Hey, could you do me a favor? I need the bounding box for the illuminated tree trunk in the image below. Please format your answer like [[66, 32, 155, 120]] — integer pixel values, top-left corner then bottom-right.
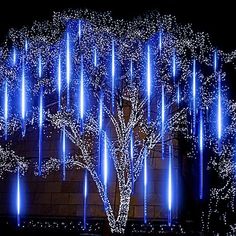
[[112, 186, 132, 234]]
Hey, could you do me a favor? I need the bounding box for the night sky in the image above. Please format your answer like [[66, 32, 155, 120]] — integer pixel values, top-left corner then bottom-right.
[[0, 1, 235, 51], [0, 1, 235, 92]]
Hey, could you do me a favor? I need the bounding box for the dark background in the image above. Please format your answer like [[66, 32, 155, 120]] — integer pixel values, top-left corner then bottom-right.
[[0, 0, 235, 51]]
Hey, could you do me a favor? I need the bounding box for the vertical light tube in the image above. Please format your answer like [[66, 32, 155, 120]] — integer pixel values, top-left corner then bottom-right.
[[80, 56, 84, 123], [38, 89, 43, 176], [144, 148, 147, 224], [159, 30, 162, 54], [83, 169, 88, 230], [99, 94, 103, 132], [98, 94, 103, 174], [217, 75, 222, 146], [58, 54, 61, 110], [78, 20, 82, 41], [192, 60, 196, 135], [199, 110, 204, 200], [94, 46, 97, 67], [173, 49, 176, 80], [104, 132, 108, 193], [21, 61, 26, 136], [4, 82, 8, 140], [177, 84, 180, 105], [66, 32, 70, 109], [38, 53, 42, 78], [13, 48, 16, 65], [111, 40, 115, 113], [25, 40, 28, 52], [62, 125, 66, 181], [147, 45, 151, 123], [168, 145, 172, 227], [17, 167, 21, 227], [214, 51, 217, 73], [162, 85, 165, 159]]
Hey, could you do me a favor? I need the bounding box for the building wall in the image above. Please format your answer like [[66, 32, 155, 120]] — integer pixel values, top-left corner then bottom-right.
[[0, 137, 179, 221]]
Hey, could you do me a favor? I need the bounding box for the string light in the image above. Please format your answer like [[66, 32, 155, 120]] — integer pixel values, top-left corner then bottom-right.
[[0, 9, 236, 234]]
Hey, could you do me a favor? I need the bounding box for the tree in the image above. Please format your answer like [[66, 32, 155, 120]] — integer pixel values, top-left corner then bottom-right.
[[1, 10, 236, 234]]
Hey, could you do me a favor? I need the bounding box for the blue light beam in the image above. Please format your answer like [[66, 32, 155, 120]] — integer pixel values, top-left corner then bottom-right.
[[98, 94, 103, 174], [58, 54, 61, 110], [4, 82, 8, 140], [199, 110, 204, 200], [38, 53, 42, 78], [162, 85, 165, 159], [13, 48, 16, 65], [147, 45, 151, 123], [38, 89, 43, 176], [173, 49, 176, 80], [192, 60, 196, 135], [66, 32, 70, 109], [214, 50, 217, 73], [177, 84, 180, 105], [168, 145, 172, 227], [80, 56, 84, 124], [17, 167, 21, 227], [94, 46, 97, 67], [159, 30, 162, 54], [217, 74, 222, 147], [21, 61, 26, 136], [111, 41, 115, 113], [62, 126, 66, 181], [104, 132, 108, 193]]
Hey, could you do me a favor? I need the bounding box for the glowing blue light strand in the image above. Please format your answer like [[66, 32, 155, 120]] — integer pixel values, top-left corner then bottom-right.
[[173, 49, 176, 79], [66, 32, 70, 109], [162, 85, 165, 159], [4, 82, 8, 140], [147, 45, 151, 123], [168, 145, 172, 227], [111, 41, 115, 113], [38, 54, 42, 78], [21, 61, 26, 136], [83, 169, 88, 230], [13, 48, 16, 65], [94, 46, 97, 67], [104, 132, 108, 193], [98, 94, 103, 173], [78, 20, 82, 41], [80, 56, 84, 123], [62, 126, 66, 181], [177, 84, 180, 105], [99, 94, 103, 132], [38, 89, 43, 176], [192, 60, 196, 135], [130, 129, 134, 193], [58, 54, 61, 110], [17, 167, 21, 227], [25, 39, 28, 52], [199, 110, 204, 200], [144, 148, 148, 224], [159, 30, 162, 53], [214, 50, 217, 73], [218, 75, 222, 146]]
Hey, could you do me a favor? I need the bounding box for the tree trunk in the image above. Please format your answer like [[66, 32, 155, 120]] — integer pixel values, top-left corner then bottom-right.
[[111, 188, 132, 234]]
